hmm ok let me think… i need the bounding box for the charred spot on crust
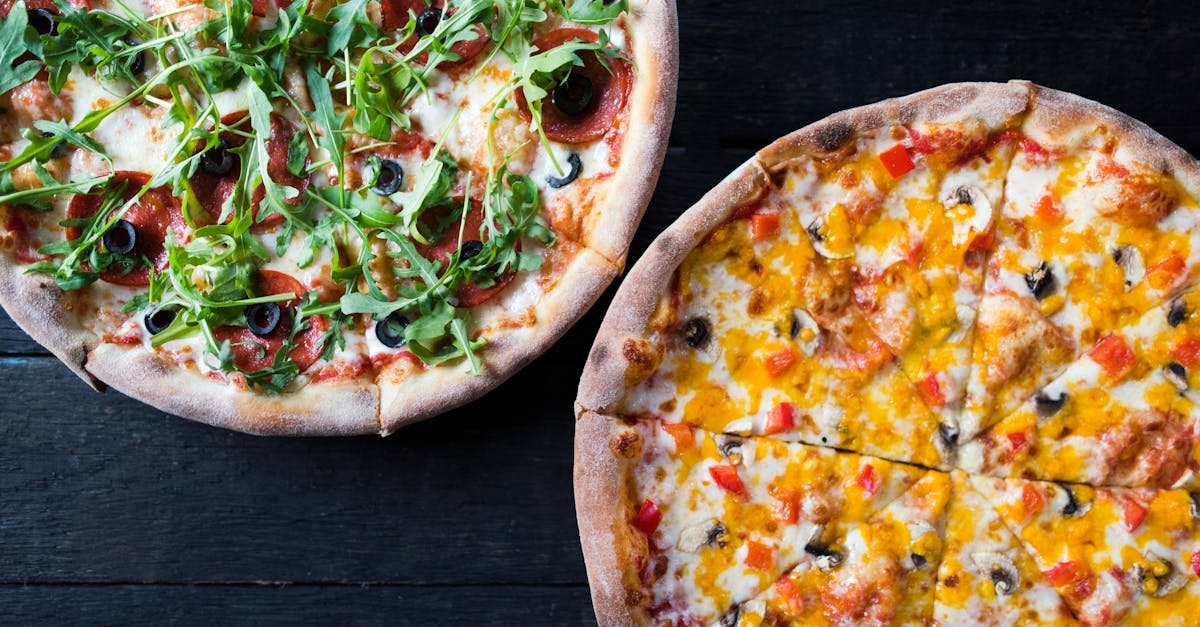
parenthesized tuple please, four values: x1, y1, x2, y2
(609, 430, 643, 460)
(815, 122, 853, 152)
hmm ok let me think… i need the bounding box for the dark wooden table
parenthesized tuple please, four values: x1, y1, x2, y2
(7, 1, 1200, 624)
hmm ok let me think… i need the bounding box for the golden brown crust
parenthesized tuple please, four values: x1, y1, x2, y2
(574, 410, 644, 627)
(84, 343, 380, 436)
(0, 254, 101, 389)
(586, 0, 678, 268)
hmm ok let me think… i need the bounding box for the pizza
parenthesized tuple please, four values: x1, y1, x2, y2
(574, 82, 1200, 625)
(0, 0, 676, 434)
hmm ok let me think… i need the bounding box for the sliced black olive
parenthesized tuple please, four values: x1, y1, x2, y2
(245, 302, 282, 337)
(1166, 362, 1188, 393)
(681, 316, 710, 349)
(789, 313, 801, 339)
(102, 219, 137, 255)
(806, 219, 825, 242)
(459, 239, 484, 261)
(1035, 391, 1066, 418)
(375, 312, 409, 348)
(41, 131, 66, 159)
(804, 542, 843, 570)
(910, 552, 928, 569)
(1060, 483, 1080, 516)
(144, 307, 176, 335)
(125, 40, 145, 75)
(200, 140, 236, 176)
(1024, 262, 1056, 300)
(546, 153, 583, 188)
(1169, 298, 1188, 327)
(937, 421, 960, 450)
(415, 7, 441, 36)
(29, 8, 56, 36)
(370, 158, 403, 196)
(552, 73, 594, 116)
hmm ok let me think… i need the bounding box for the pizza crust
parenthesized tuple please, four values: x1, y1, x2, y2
(0, 254, 101, 389)
(84, 343, 380, 436)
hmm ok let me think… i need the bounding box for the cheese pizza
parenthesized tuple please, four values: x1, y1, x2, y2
(0, 0, 676, 433)
(575, 82, 1200, 625)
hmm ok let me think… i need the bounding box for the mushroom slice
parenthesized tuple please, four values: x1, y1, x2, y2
(970, 551, 1019, 596)
(805, 217, 853, 260)
(1169, 297, 1189, 327)
(1057, 483, 1088, 517)
(936, 420, 960, 455)
(1133, 553, 1187, 598)
(676, 519, 728, 553)
(715, 434, 745, 461)
(943, 184, 994, 244)
(789, 308, 822, 356)
(906, 522, 937, 570)
(1190, 492, 1200, 522)
(1165, 362, 1189, 393)
(1111, 246, 1145, 291)
(1035, 390, 1067, 418)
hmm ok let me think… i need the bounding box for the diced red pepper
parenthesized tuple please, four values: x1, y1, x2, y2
(772, 491, 800, 524)
(1007, 431, 1029, 451)
(763, 347, 797, 378)
(764, 402, 795, 435)
(1191, 552, 1200, 578)
(1020, 137, 1049, 161)
(1021, 483, 1046, 518)
(879, 144, 915, 178)
(1171, 337, 1200, 369)
(1123, 499, 1147, 532)
(745, 540, 774, 570)
(854, 464, 879, 495)
(916, 373, 946, 409)
(662, 422, 694, 451)
(632, 499, 662, 535)
(1035, 195, 1063, 223)
(1043, 560, 1084, 587)
(775, 576, 803, 613)
(1146, 254, 1187, 291)
(1089, 334, 1137, 380)
(750, 211, 781, 241)
(709, 464, 747, 499)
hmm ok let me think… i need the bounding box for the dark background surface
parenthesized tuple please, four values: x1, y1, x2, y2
(6, 1, 1200, 624)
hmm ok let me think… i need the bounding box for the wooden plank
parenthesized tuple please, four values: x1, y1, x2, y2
(0, 356, 590, 585)
(1, 584, 596, 625)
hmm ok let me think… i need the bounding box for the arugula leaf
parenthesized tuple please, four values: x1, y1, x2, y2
(547, 0, 627, 24)
(0, 4, 42, 94)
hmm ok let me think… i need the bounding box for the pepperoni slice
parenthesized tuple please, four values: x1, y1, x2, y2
(211, 270, 328, 374)
(0, 0, 89, 18)
(382, 0, 491, 74)
(190, 111, 309, 231)
(414, 200, 516, 307)
(66, 171, 186, 287)
(515, 28, 632, 145)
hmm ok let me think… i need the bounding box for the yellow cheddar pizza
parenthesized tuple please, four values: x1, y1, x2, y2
(575, 82, 1200, 625)
(0, 0, 676, 433)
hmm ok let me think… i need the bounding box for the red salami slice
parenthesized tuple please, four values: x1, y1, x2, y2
(414, 200, 516, 307)
(211, 270, 328, 374)
(0, 0, 89, 18)
(190, 111, 309, 231)
(66, 171, 186, 287)
(381, 0, 491, 74)
(516, 28, 632, 144)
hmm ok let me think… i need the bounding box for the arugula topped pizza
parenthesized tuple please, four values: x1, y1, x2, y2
(0, 0, 676, 433)
(575, 82, 1200, 625)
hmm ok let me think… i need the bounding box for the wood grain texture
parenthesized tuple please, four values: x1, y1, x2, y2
(8, 1, 1200, 623)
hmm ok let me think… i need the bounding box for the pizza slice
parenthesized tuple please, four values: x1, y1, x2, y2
(574, 411, 929, 625)
(961, 85, 1200, 439)
(612, 182, 949, 467)
(960, 288, 1200, 488)
(971, 475, 1200, 625)
(934, 471, 1077, 625)
(727, 470, 952, 627)
(767, 82, 1026, 441)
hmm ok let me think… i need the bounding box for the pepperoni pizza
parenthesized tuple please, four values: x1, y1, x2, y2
(575, 82, 1200, 625)
(0, 0, 676, 433)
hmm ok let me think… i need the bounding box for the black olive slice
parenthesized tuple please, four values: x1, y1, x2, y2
(102, 219, 137, 255)
(552, 73, 594, 116)
(375, 312, 409, 348)
(1169, 298, 1188, 327)
(245, 302, 282, 337)
(1034, 391, 1066, 418)
(1059, 483, 1080, 516)
(1024, 261, 1056, 300)
(41, 131, 67, 159)
(806, 219, 825, 242)
(370, 158, 404, 196)
(200, 140, 236, 176)
(126, 40, 145, 75)
(910, 552, 928, 569)
(804, 542, 843, 570)
(29, 8, 56, 36)
(681, 316, 710, 349)
(546, 153, 583, 188)
(1166, 362, 1188, 393)
(459, 239, 483, 261)
(144, 307, 177, 335)
(937, 421, 960, 450)
(415, 7, 441, 36)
